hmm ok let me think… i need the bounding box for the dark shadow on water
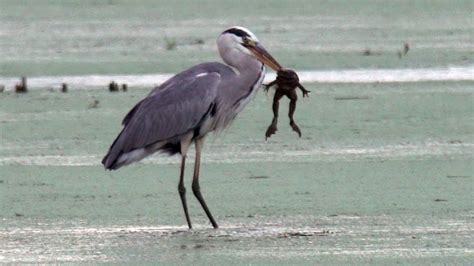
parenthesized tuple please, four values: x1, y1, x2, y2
(248, 175, 271, 179)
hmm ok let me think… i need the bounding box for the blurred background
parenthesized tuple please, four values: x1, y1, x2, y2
(0, 0, 472, 264)
(1, 0, 472, 77)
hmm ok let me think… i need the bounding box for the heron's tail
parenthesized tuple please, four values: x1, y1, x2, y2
(102, 128, 126, 170)
(101, 152, 115, 170)
(102, 127, 180, 170)
(102, 149, 121, 170)
(102, 129, 157, 170)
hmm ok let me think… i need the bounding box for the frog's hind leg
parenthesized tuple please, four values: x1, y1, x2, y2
(266, 90, 284, 140)
(288, 90, 302, 137)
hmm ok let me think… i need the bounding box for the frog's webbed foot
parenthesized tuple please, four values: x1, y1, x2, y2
(289, 120, 302, 137)
(265, 121, 278, 140)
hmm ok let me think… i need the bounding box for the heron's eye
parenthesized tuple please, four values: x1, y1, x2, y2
(242, 37, 252, 46)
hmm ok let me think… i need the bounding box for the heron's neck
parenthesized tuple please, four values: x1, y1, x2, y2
(225, 55, 265, 114)
(231, 56, 264, 83)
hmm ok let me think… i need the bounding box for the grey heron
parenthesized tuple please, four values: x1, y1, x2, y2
(102, 26, 282, 229)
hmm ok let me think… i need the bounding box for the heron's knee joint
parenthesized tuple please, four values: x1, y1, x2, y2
(192, 182, 200, 193)
(178, 185, 186, 194)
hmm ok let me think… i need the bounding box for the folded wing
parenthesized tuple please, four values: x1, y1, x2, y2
(102, 71, 221, 169)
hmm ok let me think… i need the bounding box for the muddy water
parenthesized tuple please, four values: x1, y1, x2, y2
(1, 81, 473, 263)
(1, 0, 473, 263)
(2, 214, 472, 264)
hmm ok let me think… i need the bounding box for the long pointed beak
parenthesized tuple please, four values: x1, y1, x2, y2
(246, 42, 282, 71)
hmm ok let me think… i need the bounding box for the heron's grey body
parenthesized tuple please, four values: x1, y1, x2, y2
(102, 26, 279, 229)
(102, 60, 264, 169)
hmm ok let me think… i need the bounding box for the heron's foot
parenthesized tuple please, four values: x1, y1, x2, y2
(265, 123, 278, 140)
(290, 120, 302, 137)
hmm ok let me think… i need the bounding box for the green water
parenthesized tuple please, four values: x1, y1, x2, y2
(1, 82, 472, 263)
(0, 0, 473, 264)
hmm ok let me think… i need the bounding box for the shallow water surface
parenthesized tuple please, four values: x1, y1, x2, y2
(1, 0, 473, 264)
(1, 83, 472, 263)
(2, 214, 472, 264)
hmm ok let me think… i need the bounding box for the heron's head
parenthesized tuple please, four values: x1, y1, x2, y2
(217, 26, 282, 71)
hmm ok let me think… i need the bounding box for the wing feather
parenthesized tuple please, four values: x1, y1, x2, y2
(103, 71, 221, 168)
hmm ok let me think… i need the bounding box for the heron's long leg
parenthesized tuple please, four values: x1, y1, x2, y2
(288, 90, 302, 137)
(192, 138, 219, 229)
(178, 132, 193, 229)
(178, 155, 192, 229)
(265, 90, 284, 139)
